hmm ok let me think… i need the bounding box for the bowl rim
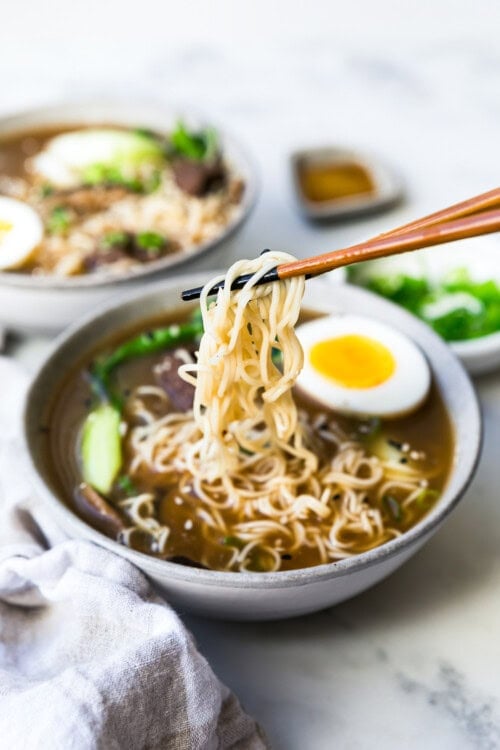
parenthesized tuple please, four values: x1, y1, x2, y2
(22, 273, 483, 589)
(451, 328, 500, 356)
(0, 98, 259, 290)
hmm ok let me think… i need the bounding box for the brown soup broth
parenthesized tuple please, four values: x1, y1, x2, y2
(47, 308, 454, 572)
(0, 125, 79, 179)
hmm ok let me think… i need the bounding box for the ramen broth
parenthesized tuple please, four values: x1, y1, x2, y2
(46, 308, 454, 572)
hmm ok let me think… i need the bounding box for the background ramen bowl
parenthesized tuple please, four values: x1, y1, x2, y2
(23, 274, 482, 620)
(0, 100, 258, 334)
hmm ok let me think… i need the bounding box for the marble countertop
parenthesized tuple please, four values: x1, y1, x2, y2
(4, 1, 500, 747)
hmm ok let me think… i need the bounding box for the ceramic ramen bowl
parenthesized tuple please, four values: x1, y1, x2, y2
(23, 274, 482, 620)
(0, 100, 258, 333)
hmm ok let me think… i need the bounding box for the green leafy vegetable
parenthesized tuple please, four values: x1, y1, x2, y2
(81, 404, 122, 494)
(239, 447, 255, 456)
(82, 163, 161, 194)
(47, 206, 71, 234)
(144, 169, 161, 193)
(189, 305, 204, 329)
(39, 183, 54, 198)
(136, 231, 166, 255)
(90, 310, 204, 405)
(82, 163, 144, 192)
(415, 488, 439, 510)
(101, 231, 129, 249)
(133, 127, 161, 141)
(271, 346, 282, 367)
(366, 434, 402, 463)
(223, 535, 244, 549)
(348, 265, 500, 342)
(116, 474, 137, 497)
(170, 121, 218, 162)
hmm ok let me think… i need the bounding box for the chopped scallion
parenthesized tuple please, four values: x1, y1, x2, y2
(136, 231, 166, 254)
(116, 474, 137, 497)
(170, 121, 219, 162)
(101, 231, 129, 249)
(47, 206, 71, 234)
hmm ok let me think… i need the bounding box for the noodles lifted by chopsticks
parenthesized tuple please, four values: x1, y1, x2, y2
(123, 251, 435, 571)
(179, 251, 316, 483)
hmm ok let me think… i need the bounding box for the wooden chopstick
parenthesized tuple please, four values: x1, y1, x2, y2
(278, 206, 500, 280)
(181, 188, 500, 300)
(278, 188, 500, 279)
(379, 187, 500, 238)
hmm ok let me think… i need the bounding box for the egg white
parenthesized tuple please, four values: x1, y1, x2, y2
(296, 315, 431, 418)
(0, 197, 43, 270)
(32, 128, 163, 188)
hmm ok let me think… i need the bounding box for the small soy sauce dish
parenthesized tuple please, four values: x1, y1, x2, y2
(291, 146, 404, 222)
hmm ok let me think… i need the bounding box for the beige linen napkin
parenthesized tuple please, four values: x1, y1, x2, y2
(0, 358, 267, 750)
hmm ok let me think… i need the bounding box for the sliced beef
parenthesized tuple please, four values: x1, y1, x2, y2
(83, 246, 130, 271)
(172, 157, 226, 197)
(154, 349, 196, 412)
(84, 233, 179, 271)
(74, 482, 125, 537)
(127, 236, 180, 264)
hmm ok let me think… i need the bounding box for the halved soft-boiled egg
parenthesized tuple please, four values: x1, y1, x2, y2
(32, 128, 164, 188)
(296, 315, 431, 418)
(0, 196, 43, 270)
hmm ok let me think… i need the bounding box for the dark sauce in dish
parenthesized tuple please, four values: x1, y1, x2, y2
(297, 160, 375, 204)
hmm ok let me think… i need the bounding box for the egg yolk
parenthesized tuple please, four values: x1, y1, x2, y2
(310, 334, 396, 388)
(0, 220, 12, 238)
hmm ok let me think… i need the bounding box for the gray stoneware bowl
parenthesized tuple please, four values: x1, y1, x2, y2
(0, 100, 258, 334)
(23, 274, 482, 620)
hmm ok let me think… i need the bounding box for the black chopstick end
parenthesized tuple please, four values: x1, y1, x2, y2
(181, 264, 281, 302)
(181, 286, 203, 301)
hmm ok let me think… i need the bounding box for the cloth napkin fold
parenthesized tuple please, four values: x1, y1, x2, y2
(0, 358, 267, 750)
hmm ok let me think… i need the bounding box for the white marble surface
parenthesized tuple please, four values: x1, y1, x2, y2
(4, 2, 500, 747)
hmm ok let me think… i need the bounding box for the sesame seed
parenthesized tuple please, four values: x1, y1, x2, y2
(184, 519, 193, 531)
